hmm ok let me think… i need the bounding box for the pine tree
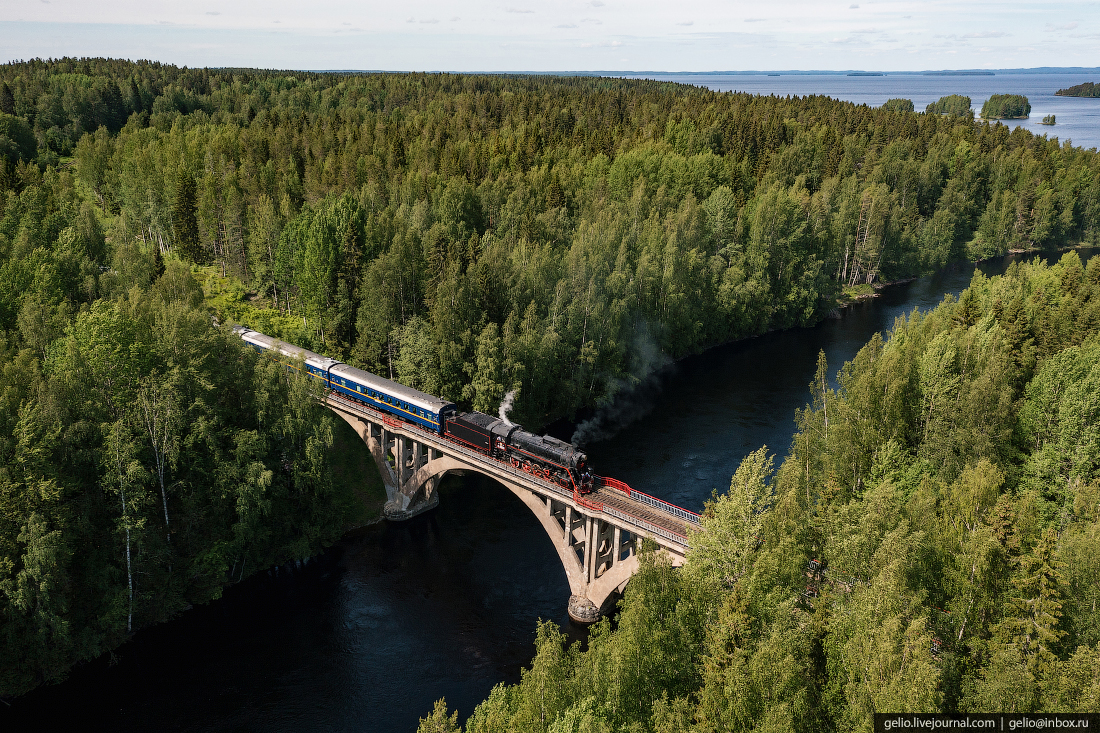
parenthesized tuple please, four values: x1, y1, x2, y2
(0, 82, 14, 115)
(173, 172, 203, 263)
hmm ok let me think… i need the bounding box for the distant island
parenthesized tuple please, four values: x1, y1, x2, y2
(882, 98, 914, 112)
(926, 94, 972, 116)
(1041, 114, 1056, 125)
(981, 93, 1031, 119)
(922, 71, 995, 76)
(1055, 81, 1100, 97)
(847, 72, 884, 76)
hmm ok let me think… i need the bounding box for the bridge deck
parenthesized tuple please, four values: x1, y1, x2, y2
(325, 393, 700, 550)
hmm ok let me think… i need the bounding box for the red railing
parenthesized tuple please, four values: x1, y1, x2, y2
(573, 491, 604, 512)
(596, 476, 632, 496)
(595, 477, 701, 525)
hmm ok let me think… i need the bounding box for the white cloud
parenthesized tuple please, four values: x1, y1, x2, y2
(1, 0, 1096, 72)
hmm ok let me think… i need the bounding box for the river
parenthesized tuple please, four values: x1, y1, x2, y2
(3, 249, 1094, 732)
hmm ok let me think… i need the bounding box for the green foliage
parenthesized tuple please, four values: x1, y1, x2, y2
(926, 95, 973, 117)
(173, 172, 201, 263)
(1, 57, 1092, 427)
(981, 94, 1031, 120)
(6, 57, 1100, 712)
(0, 113, 36, 165)
(0, 167, 363, 698)
(457, 253, 1100, 729)
(1055, 82, 1100, 98)
(882, 98, 914, 113)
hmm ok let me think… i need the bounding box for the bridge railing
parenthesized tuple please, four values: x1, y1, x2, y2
(326, 393, 692, 546)
(596, 477, 702, 526)
(601, 506, 690, 545)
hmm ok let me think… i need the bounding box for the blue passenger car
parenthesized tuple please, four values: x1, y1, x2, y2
(232, 326, 456, 433)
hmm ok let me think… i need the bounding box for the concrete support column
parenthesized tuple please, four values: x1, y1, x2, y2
(613, 527, 621, 568)
(584, 516, 594, 582)
(591, 519, 605, 580)
(563, 506, 573, 549)
(413, 441, 423, 472)
(397, 435, 407, 484)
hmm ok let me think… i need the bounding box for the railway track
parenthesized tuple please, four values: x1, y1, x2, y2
(591, 486, 696, 541)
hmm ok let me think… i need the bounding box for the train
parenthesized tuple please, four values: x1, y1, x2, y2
(232, 326, 595, 493)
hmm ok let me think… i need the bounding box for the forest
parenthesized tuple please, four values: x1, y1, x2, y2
(980, 94, 1031, 120)
(422, 253, 1100, 732)
(1, 57, 1099, 702)
(1055, 82, 1100, 98)
(924, 95, 973, 117)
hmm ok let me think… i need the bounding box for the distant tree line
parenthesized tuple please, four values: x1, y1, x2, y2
(1055, 81, 1100, 98)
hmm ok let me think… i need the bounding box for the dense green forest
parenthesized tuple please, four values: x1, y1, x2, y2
(981, 94, 1031, 120)
(881, 98, 914, 113)
(421, 253, 1100, 732)
(1055, 82, 1100, 98)
(2, 57, 1100, 700)
(925, 95, 973, 117)
(6, 58, 1099, 429)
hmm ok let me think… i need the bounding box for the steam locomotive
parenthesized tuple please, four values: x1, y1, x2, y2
(232, 326, 595, 493)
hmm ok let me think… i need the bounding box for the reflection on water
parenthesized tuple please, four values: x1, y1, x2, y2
(3, 248, 1092, 732)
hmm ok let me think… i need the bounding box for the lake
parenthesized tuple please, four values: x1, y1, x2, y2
(617, 72, 1100, 150)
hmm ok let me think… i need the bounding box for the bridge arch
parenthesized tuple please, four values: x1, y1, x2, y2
(326, 396, 685, 622)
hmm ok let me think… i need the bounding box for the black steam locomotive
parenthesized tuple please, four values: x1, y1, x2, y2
(234, 326, 595, 494)
(445, 412, 594, 493)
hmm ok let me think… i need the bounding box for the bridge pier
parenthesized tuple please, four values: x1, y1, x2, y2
(325, 395, 688, 622)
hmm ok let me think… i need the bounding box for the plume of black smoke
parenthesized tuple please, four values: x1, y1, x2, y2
(498, 389, 516, 426)
(571, 326, 672, 447)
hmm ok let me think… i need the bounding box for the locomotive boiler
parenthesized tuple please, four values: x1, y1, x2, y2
(444, 412, 594, 493)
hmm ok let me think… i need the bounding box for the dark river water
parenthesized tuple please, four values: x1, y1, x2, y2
(3, 249, 1093, 732)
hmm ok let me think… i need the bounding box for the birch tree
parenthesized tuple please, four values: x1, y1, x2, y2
(138, 371, 181, 547)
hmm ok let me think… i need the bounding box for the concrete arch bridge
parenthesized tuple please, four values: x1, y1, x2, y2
(324, 393, 699, 622)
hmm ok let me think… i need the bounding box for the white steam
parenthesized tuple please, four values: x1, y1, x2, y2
(498, 389, 516, 426)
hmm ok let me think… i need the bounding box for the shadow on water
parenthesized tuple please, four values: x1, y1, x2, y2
(2, 247, 1093, 732)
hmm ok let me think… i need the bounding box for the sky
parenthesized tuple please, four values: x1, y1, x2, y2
(0, 0, 1097, 72)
